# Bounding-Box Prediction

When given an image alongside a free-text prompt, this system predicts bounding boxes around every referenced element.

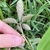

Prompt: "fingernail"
[13,36,22,46]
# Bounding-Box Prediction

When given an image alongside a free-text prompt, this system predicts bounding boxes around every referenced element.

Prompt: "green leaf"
[28,0,33,14]
[30,38,41,45]
[10,0,18,6]
[0,1,7,7]
[2,7,11,13]
[46,8,50,12]
[37,26,50,50]
[36,0,43,5]
[47,0,50,5]
[34,2,48,20]
[37,2,48,15]
[33,0,37,14]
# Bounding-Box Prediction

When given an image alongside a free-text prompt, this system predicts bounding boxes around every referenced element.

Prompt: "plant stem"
[25,0,28,10]
[0,8,4,20]
[20,23,34,50]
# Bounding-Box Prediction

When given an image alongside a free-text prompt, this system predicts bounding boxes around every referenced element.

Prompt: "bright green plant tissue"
[37,26,50,50]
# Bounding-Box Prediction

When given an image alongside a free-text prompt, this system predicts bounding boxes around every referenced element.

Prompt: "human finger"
[0,34,23,48]
[0,20,20,36]
[0,20,25,43]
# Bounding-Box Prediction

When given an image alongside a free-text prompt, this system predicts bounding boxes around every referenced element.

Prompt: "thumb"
[0,34,22,48]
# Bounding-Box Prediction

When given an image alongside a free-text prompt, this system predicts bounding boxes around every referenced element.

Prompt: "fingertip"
[12,36,22,47]
[0,34,23,48]
[20,36,25,43]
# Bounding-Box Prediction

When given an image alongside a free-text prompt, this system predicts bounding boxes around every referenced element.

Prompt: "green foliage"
[37,26,50,50]
[0,0,50,50]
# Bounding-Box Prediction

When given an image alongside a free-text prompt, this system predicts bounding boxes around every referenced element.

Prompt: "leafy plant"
[3,0,34,50]
[0,0,50,50]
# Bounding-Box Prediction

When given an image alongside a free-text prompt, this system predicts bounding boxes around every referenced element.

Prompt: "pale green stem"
[20,23,34,50]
